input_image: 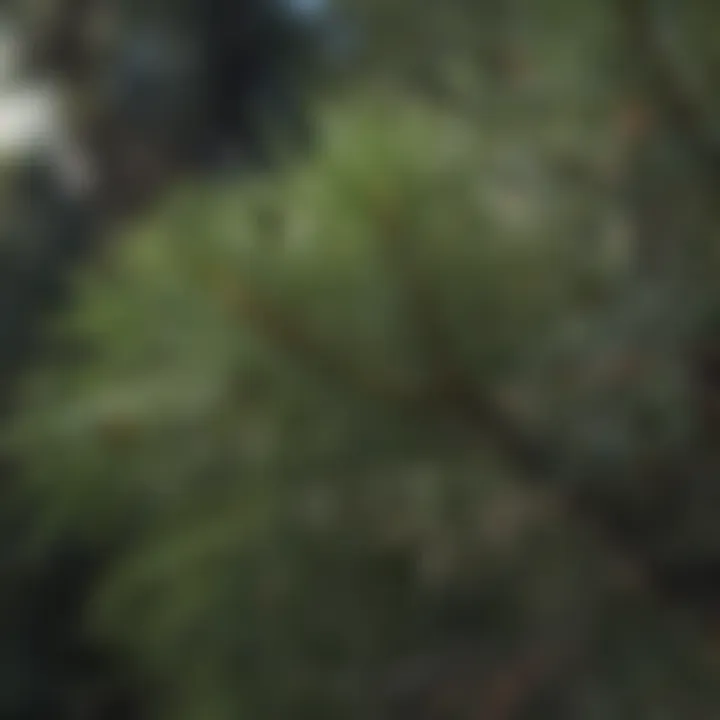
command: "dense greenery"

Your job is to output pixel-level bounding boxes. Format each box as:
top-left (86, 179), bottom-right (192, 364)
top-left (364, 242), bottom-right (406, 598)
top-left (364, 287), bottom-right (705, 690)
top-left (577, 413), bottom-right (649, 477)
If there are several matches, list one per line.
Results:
top-left (2, 0), bottom-right (720, 718)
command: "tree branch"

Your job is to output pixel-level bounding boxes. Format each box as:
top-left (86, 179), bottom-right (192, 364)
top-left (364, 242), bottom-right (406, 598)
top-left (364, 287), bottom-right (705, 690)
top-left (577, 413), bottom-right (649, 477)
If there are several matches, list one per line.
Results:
top-left (228, 245), bottom-right (720, 627)
top-left (225, 279), bottom-right (424, 402)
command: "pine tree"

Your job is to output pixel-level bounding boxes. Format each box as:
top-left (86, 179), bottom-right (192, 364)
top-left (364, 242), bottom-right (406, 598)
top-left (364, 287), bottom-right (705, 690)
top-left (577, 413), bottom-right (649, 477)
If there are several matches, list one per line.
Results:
top-left (3, 0), bottom-right (720, 718)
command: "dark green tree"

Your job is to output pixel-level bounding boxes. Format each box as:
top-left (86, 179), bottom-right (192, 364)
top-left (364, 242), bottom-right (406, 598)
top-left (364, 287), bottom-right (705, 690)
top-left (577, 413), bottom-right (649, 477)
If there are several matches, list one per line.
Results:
top-left (3, 0), bottom-right (720, 718)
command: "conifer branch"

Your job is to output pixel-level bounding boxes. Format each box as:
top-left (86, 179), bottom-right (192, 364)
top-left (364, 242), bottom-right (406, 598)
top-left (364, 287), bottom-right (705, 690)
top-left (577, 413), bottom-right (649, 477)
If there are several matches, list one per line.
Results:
top-left (229, 254), bottom-right (720, 624)
top-left (225, 279), bottom-right (423, 401)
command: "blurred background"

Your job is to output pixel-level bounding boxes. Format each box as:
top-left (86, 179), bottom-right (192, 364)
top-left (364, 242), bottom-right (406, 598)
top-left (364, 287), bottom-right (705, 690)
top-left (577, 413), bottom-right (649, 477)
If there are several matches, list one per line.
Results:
top-left (1, 0), bottom-right (720, 717)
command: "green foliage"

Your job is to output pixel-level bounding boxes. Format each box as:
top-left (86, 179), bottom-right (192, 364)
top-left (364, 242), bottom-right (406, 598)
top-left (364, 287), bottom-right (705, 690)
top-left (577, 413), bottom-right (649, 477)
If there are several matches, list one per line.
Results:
top-left (4, 1), bottom-right (720, 718)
